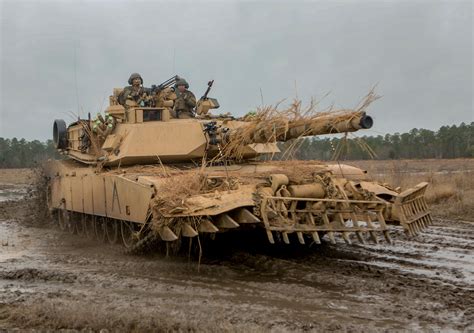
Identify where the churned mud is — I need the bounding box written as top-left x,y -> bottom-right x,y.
0,172 -> 473,332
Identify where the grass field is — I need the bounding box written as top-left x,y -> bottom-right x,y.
0,168 -> 35,185
348,158 -> 474,220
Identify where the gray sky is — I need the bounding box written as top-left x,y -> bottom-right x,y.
0,0 -> 472,141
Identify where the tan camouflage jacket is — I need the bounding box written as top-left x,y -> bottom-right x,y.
174,90 -> 196,114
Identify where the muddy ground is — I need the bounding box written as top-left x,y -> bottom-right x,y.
0,168 -> 473,332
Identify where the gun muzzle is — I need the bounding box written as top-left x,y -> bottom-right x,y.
359,115 -> 373,129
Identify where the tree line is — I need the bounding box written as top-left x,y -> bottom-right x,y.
288,122 -> 473,160
0,138 -> 58,168
0,122 -> 472,168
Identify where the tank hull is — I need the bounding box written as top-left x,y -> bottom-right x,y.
45,160 -> 432,250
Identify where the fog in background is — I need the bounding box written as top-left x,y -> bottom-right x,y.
0,0 -> 472,141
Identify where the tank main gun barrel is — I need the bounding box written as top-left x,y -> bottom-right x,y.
284,111 -> 372,140
226,110 -> 373,145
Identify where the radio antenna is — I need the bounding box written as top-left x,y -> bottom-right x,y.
73,41 -> 80,117
172,47 -> 176,74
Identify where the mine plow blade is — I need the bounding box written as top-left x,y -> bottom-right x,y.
233,208 -> 261,224
260,196 -> 390,245
159,226 -> 179,241
215,214 -> 240,229
181,223 -> 198,237
198,219 -> 219,233
393,182 -> 432,236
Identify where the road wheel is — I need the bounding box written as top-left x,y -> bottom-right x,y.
121,221 -> 137,249
95,216 -> 106,242
84,215 -> 95,240
67,213 -> 77,234
58,209 -> 68,231
76,213 -> 86,236
106,218 -> 119,244
58,209 -> 71,231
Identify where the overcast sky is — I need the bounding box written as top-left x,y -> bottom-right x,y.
0,0 -> 472,141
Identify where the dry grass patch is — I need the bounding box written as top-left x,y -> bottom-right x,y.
347,159 -> 474,220
425,183 -> 458,204
0,168 -> 35,185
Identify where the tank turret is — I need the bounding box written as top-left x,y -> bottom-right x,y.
53,82 -> 374,167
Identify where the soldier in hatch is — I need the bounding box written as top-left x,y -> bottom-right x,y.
118,73 -> 150,106
172,78 -> 196,118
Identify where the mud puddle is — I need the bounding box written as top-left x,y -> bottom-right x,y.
0,189 -> 473,332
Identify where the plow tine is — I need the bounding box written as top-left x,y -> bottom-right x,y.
418,220 -> 424,232
342,232 -> 352,245
297,232 -> 305,245
328,232 -> 336,245
427,214 -> 433,226
383,231 -> 392,244
312,232 -> 321,244
423,215 -> 430,228
369,231 -> 378,244
413,223 -> 420,235
418,219 -> 425,230
424,216 -> 430,228
356,232 -> 365,244
282,232 -> 290,244
415,221 -> 420,233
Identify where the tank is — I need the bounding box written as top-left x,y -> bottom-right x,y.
44,77 -> 432,252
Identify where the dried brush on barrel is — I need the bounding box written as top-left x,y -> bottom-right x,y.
219,89 -> 380,161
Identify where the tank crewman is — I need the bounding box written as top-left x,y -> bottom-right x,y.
172,78 -> 196,118
118,73 -> 150,106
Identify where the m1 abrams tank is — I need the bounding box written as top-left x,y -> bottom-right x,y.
44,76 -> 432,252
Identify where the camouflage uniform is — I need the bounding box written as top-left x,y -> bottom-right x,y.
118,73 -> 150,106
172,78 -> 196,119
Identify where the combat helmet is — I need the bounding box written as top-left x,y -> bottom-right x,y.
175,78 -> 189,89
128,73 -> 143,85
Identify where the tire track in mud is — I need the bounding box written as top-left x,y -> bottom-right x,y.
328,231 -> 474,289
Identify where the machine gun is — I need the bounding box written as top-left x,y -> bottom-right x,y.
201,80 -> 214,100
151,75 -> 180,94
196,79 -> 220,115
